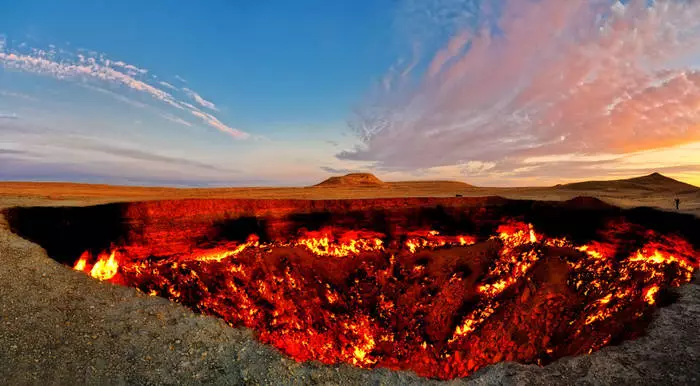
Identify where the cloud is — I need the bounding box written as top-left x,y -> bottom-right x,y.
110,60 -> 148,75
191,110 -> 248,138
81,84 -> 194,128
0,157 -> 250,187
159,80 -> 177,90
183,88 -> 218,111
72,142 -> 230,171
0,43 -> 246,138
341,0 -> 700,178
0,124 -> 238,173
0,90 -> 39,101
0,148 -> 27,155
0,112 -> 19,119
81,84 -> 149,109
320,166 -> 363,174
161,113 -> 193,127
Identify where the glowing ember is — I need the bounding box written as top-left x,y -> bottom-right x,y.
643,286 -> 659,305
68,220 -> 698,380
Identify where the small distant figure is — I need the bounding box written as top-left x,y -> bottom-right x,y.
674,198 -> 680,210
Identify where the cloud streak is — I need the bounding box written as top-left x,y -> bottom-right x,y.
0,44 -> 246,138
183,88 -> 218,111
159,81 -> 177,90
0,124 -> 239,176
0,112 -> 19,119
341,0 -> 700,179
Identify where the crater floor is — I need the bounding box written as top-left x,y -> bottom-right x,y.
1,196 -> 699,385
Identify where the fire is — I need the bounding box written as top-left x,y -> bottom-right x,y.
405,231 -> 476,253
66,220 -> 699,380
90,251 -> 119,281
74,250 -> 120,281
643,286 -> 660,305
297,229 -> 384,257
194,235 -> 260,262
73,251 -> 88,271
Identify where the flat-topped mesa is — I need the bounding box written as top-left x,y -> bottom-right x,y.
314,173 -> 385,187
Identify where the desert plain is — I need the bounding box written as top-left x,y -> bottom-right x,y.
0,172 -> 699,385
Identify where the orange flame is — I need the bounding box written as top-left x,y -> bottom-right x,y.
73,250 -> 120,281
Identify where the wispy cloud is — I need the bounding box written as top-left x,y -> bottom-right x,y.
69,141 -> 231,172
191,110 -> 248,138
0,148 -> 27,155
341,0 -> 700,181
183,87 -> 218,111
159,80 -> 177,90
0,124 -> 239,174
0,90 -> 39,101
0,112 -> 19,119
320,166 -> 363,175
0,43 -> 246,138
161,113 -> 193,127
81,84 -> 194,128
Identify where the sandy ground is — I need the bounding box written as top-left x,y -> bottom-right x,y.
1,180 -> 698,215
1,181 -> 699,385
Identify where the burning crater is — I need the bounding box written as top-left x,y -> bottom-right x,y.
4,197 -> 699,380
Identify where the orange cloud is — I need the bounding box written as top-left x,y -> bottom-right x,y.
341,0 -> 700,176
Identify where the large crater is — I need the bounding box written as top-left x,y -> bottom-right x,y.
4,196 -> 699,380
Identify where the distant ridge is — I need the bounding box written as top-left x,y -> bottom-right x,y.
313,173 -> 475,190
314,173 -> 385,187
557,172 -> 698,193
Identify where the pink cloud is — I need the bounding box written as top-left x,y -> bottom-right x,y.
341,0 -> 700,174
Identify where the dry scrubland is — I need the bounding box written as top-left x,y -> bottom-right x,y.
0,172 -> 699,385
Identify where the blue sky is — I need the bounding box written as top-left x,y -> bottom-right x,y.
2,0 -> 700,186
3,1 -> 398,125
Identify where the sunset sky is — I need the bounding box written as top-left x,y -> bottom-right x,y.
2,0 -> 700,187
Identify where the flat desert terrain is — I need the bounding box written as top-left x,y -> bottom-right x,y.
1,172 -> 698,215
0,172 -> 698,385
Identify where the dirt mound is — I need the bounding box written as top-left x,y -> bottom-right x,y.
315,173 -> 385,187
558,172 -> 698,193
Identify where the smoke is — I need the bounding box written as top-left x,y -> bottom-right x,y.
340,0 -> 700,173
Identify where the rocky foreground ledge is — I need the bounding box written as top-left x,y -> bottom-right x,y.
0,210 -> 698,385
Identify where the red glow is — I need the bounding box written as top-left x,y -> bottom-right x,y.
71,220 -> 698,379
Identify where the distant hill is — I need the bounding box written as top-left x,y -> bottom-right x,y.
314,173 -> 385,187
313,173 -> 475,191
557,173 -> 699,193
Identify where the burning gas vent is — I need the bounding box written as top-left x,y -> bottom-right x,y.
5,197 -> 699,380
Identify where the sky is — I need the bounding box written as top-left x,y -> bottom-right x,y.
1,0 -> 700,187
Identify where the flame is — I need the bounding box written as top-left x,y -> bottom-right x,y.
74,250 -> 120,281
297,229 -> 384,257
194,235 -> 260,262
644,286 -> 660,305
405,231 -> 476,253
66,219 -> 699,380
73,251 -> 89,271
